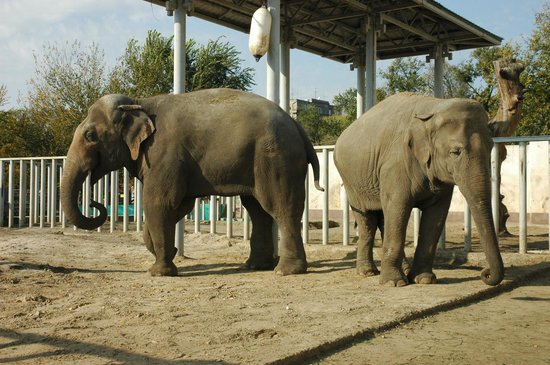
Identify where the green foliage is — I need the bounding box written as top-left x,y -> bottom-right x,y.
186,38 -> 255,91
24,41 -> 107,156
296,106 -> 323,144
519,3 -> 550,135
108,30 -> 174,96
333,88 -> 357,117
380,57 -> 429,95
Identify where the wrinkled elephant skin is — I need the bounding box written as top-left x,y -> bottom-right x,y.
61,89 -> 322,277
334,93 -> 504,287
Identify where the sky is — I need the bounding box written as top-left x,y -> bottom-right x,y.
0,0 -> 546,109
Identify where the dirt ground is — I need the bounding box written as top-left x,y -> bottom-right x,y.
1,221 -> 550,365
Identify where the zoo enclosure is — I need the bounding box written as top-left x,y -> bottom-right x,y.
1,138 -> 549,254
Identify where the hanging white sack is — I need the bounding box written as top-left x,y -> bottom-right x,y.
248,4 -> 272,62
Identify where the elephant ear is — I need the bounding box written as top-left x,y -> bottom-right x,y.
118,105 -> 156,160
408,113 -> 434,166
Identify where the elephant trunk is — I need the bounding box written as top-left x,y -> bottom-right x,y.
60,157 -> 107,230
458,169 -> 504,286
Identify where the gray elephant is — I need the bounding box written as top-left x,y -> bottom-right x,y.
334,92 -> 504,287
61,88 -> 322,277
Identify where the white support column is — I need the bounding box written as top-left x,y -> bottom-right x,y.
19,160 -> 27,227
280,41 -> 290,113
267,0 -> 281,253
365,17 -> 377,110
28,161 -> 34,227
50,159 -> 56,228
194,198 -> 200,233
210,195 -> 217,234
267,0 -> 280,105
519,141 -> 527,253
8,160 -> 14,228
39,159 -> 45,228
322,148 -> 329,245
123,168 -> 129,232
434,44 -> 446,250
226,197 -> 233,238
110,171 -> 117,233
97,176 -> 103,232
357,65 -> 366,116
173,0 -> 188,256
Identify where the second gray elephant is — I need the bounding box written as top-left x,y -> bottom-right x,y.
61,88 -> 323,277
334,93 -> 504,287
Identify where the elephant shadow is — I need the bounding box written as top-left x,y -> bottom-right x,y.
0,261 -> 143,275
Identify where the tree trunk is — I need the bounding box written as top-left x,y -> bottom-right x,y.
489,59 -> 525,236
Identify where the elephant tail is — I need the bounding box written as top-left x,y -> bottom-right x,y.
293,120 -> 324,192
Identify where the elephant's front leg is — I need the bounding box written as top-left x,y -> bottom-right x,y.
354,210 -> 380,277
380,201 -> 411,287
408,195 -> 452,284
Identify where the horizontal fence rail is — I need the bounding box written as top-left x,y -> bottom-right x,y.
1,137 -> 549,254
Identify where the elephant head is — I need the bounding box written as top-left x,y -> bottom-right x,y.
409,99 -> 504,286
61,94 -> 155,230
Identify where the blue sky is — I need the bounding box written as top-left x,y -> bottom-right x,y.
0,0 -> 545,108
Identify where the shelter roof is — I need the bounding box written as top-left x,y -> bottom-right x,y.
145,0 -> 502,63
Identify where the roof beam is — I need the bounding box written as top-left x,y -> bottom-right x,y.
290,12 -> 367,26
380,13 -> 438,42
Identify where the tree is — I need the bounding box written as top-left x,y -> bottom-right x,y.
333,88 -> 357,118
25,41 -> 107,156
296,106 -> 323,144
109,32 -> 255,96
519,3 -> 550,135
380,57 -> 429,95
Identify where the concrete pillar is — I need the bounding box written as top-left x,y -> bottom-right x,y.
173,0 -> 188,256
365,17 -> 377,110
280,41 -> 290,113
356,65 -> 366,117
266,0 -> 280,105
433,44 -> 446,249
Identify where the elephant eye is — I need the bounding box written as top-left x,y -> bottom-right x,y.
84,130 -> 98,143
450,147 -> 462,156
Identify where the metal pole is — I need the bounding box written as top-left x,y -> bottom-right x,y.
226,196 -> 233,238
266,0 -> 280,105
97,177 -> 103,232
210,195 -> 217,234
135,178 -> 142,232
8,160 -> 14,228
302,170 -> 309,244
123,168 -> 129,232
491,144 -> 500,244
0,161 -> 5,227
280,41 -> 290,112
110,171 -> 116,232
434,44 -> 446,250
174,0 -> 187,253
464,202 -> 472,252
61,160 -> 66,228
357,65 -> 366,116
194,198 -> 200,233
365,16 -> 376,110
19,160 -> 27,227
322,148 -> 329,245
243,208 -> 250,241
50,159 -> 57,228
39,159 -> 45,228
413,208 -> 421,248
519,141 -> 527,253
28,160 -> 34,227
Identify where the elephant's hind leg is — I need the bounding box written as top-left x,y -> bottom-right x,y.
240,195 -> 276,270
272,213 -> 307,275
354,210 -> 381,277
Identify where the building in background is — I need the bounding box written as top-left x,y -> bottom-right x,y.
289,98 -> 334,119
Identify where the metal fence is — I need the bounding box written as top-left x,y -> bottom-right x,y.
1,138 -> 549,253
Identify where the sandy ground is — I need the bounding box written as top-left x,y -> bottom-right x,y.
1,221 -> 550,364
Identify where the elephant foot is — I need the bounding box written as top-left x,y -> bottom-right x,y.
274,257 -> 307,275
241,256 -> 276,271
357,262 -> 380,277
379,268 -> 408,287
149,261 -> 178,277
409,271 -> 437,284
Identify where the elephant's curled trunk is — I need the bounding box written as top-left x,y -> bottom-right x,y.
60,159 -> 108,230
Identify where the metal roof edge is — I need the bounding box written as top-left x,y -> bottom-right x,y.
412,0 -> 503,46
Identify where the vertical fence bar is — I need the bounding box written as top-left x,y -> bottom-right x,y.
0,161 -> 4,227
19,160 -> 27,227
548,141 -> 550,251
490,144 -> 500,244
40,159 -> 46,228
243,208 -> 250,240
96,176 -> 103,232
135,178 -> 142,232
84,172 -> 91,218
46,164 -> 51,224
413,208 -> 421,247
226,196 -> 233,238
58,163 -> 63,224
123,168 -> 129,232
342,189 -> 349,246
28,160 -> 34,227
7,160 -> 14,228
210,195 -> 217,234
519,141 -> 527,254
110,170 -> 117,232
50,159 -> 57,228
194,198 -> 200,233
464,202 -> 472,252
34,163 -> 39,224
61,160 -> 66,228
322,148 -> 329,245
302,171 -> 309,244
175,215 -> 184,256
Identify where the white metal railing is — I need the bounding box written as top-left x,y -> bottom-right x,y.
1,138 -> 549,254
